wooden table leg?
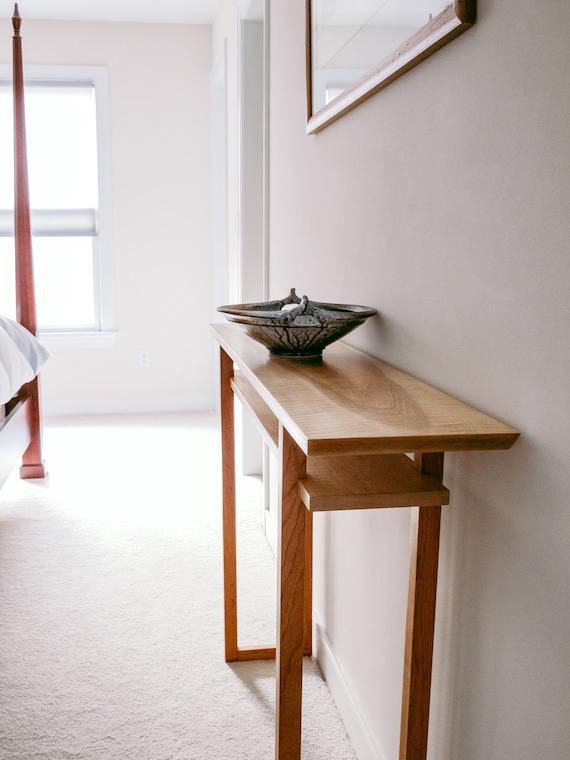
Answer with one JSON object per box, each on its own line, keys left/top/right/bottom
{"left": 399, "top": 453, "right": 444, "bottom": 760}
{"left": 220, "top": 347, "right": 238, "bottom": 662}
{"left": 304, "top": 508, "right": 313, "bottom": 657}
{"left": 275, "top": 426, "right": 307, "bottom": 760}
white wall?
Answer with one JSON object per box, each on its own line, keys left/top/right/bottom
{"left": 0, "top": 18, "right": 214, "bottom": 414}
{"left": 263, "top": 1, "right": 570, "bottom": 759}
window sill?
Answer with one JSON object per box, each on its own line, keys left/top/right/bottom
{"left": 39, "top": 330, "right": 117, "bottom": 350}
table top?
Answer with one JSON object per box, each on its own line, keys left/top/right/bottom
{"left": 211, "top": 323, "right": 520, "bottom": 457}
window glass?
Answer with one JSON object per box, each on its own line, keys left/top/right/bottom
{"left": 0, "top": 237, "right": 97, "bottom": 329}
{"left": 33, "top": 237, "right": 97, "bottom": 329}
{"left": 0, "top": 240, "right": 15, "bottom": 316}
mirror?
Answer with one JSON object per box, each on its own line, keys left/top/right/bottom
{"left": 306, "top": 0, "right": 476, "bottom": 134}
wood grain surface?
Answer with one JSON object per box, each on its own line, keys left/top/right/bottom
{"left": 212, "top": 323, "right": 519, "bottom": 456}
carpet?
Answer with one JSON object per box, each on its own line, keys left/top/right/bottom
{"left": 0, "top": 412, "right": 356, "bottom": 759}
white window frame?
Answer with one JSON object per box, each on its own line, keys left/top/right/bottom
{"left": 0, "top": 64, "right": 116, "bottom": 349}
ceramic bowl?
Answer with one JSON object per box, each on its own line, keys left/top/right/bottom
{"left": 217, "top": 288, "right": 377, "bottom": 359}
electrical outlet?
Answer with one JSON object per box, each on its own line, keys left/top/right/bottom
{"left": 138, "top": 350, "right": 150, "bottom": 368}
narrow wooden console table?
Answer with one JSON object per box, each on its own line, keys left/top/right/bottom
{"left": 211, "top": 322, "right": 519, "bottom": 760}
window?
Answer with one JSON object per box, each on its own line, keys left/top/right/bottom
{"left": 0, "top": 65, "right": 115, "bottom": 346}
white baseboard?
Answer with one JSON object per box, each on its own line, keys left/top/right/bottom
{"left": 42, "top": 394, "right": 215, "bottom": 417}
{"left": 315, "top": 620, "right": 385, "bottom": 760}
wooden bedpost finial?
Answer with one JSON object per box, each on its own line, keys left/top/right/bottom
{"left": 13, "top": 4, "right": 21, "bottom": 36}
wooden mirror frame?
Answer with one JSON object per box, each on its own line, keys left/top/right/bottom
{"left": 306, "top": 0, "right": 476, "bottom": 134}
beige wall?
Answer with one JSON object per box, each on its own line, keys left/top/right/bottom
{"left": 0, "top": 18, "right": 213, "bottom": 413}
{"left": 263, "top": 1, "right": 570, "bottom": 759}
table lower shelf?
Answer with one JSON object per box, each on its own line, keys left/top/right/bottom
{"left": 300, "top": 453, "right": 449, "bottom": 511}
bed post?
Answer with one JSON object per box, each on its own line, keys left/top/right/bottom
{"left": 13, "top": 4, "right": 46, "bottom": 479}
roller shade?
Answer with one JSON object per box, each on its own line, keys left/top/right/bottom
{"left": 0, "top": 208, "right": 97, "bottom": 236}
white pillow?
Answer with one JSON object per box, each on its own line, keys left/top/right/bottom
{"left": 0, "top": 316, "right": 50, "bottom": 404}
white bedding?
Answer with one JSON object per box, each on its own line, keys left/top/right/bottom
{"left": 0, "top": 316, "right": 50, "bottom": 405}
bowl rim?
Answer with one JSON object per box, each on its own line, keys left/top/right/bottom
{"left": 217, "top": 291, "right": 377, "bottom": 320}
